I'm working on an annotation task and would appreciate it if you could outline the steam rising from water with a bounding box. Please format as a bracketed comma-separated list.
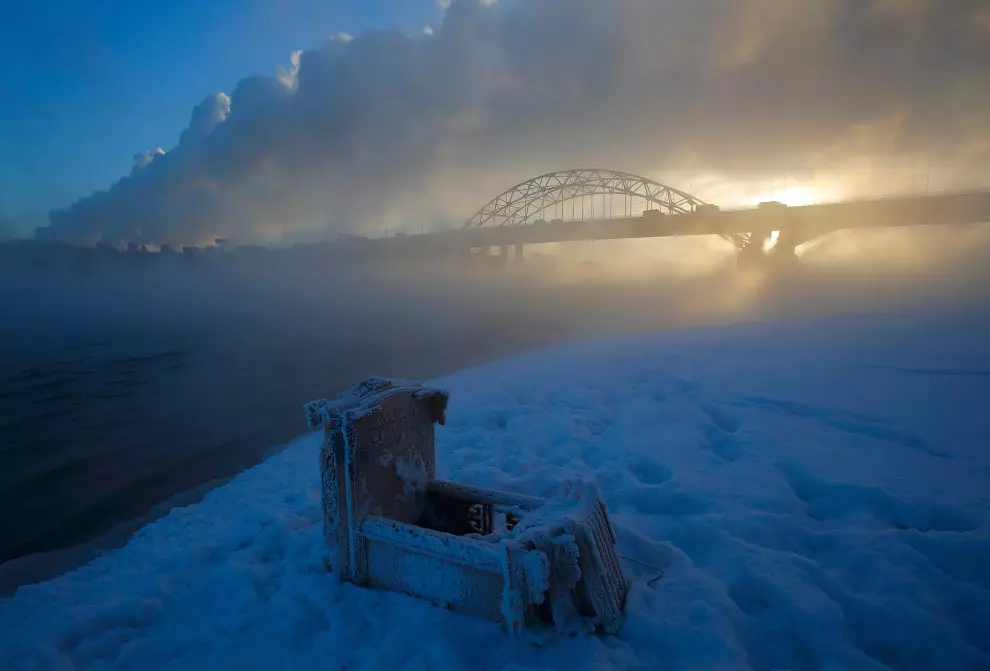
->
[2, 234, 989, 590]
[35, 0, 990, 247]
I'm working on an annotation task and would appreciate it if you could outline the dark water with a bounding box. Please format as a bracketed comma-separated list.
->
[2, 247, 987, 591]
[1, 257, 732, 588]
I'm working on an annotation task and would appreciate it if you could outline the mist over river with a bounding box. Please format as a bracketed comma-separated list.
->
[2, 233, 988, 591]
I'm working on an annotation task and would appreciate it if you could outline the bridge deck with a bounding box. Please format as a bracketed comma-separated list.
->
[457, 190, 990, 249]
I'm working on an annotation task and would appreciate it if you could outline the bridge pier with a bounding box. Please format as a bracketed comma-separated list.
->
[736, 233, 798, 270]
[513, 243, 524, 261]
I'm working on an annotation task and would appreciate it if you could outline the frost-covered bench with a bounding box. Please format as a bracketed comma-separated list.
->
[304, 377, 627, 637]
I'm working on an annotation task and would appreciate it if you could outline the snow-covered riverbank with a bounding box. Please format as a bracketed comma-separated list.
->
[3, 312, 989, 670]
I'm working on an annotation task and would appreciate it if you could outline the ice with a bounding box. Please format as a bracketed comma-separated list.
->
[2, 313, 989, 670]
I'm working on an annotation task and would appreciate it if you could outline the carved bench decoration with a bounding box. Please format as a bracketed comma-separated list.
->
[304, 377, 627, 638]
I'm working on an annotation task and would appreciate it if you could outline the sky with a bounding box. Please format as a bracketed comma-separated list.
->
[0, 0, 441, 239]
[3, 0, 990, 244]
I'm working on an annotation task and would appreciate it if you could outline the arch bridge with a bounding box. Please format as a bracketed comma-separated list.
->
[458, 168, 990, 264]
[466, 169, 702, 226]
[464, 169, 755, 257]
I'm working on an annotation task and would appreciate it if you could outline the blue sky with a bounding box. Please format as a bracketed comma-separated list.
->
[0, 0, 440, 238]
[6, 1, 987, 244]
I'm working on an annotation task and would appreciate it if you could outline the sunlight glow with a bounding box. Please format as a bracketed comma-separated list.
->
[775, 186, 831, 207]
[763, 230, 780, 253]
[746, 184, 837, 209]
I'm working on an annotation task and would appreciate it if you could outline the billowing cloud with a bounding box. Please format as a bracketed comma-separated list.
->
[37, 0, 990, 246]
[133, 148, 165, 169]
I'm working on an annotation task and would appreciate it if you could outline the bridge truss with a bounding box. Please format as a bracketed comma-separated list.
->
[464, 169, 704, 228]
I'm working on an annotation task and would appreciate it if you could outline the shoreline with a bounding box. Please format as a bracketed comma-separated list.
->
[3, 310, 987, 669]
[4, 257, 988, 595]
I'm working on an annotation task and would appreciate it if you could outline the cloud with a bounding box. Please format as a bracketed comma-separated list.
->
[37, 0, 990, 246]
[133, 148, 165, 169]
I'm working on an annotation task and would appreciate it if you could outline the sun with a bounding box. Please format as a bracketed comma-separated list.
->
[778, 186, 820, 207]
[748, 184, 837, 208]
[774, 185, 834, 207]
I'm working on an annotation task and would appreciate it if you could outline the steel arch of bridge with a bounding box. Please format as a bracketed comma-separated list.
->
[464, 169, 705, 228]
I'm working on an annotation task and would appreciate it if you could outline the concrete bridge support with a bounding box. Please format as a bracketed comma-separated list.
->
[736, 232, 797, 270]
[514, 243, 524, 261]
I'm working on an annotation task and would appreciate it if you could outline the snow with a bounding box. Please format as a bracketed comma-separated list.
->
[2, 312, 990, 670]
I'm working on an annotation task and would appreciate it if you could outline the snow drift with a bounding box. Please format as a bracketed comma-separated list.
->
[1, 312, 989, 670]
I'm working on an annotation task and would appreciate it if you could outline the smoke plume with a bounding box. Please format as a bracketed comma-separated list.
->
[37, 0, 990, 246]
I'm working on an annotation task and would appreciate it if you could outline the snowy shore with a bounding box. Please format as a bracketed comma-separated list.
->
[2, 312, 989, 670]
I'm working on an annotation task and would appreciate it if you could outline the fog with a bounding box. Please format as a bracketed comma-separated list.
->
[7, 225, 990, 358]
[1, 227, 989, 592]
[4, 0, 990, 594]
[32, 0, 990, 246]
